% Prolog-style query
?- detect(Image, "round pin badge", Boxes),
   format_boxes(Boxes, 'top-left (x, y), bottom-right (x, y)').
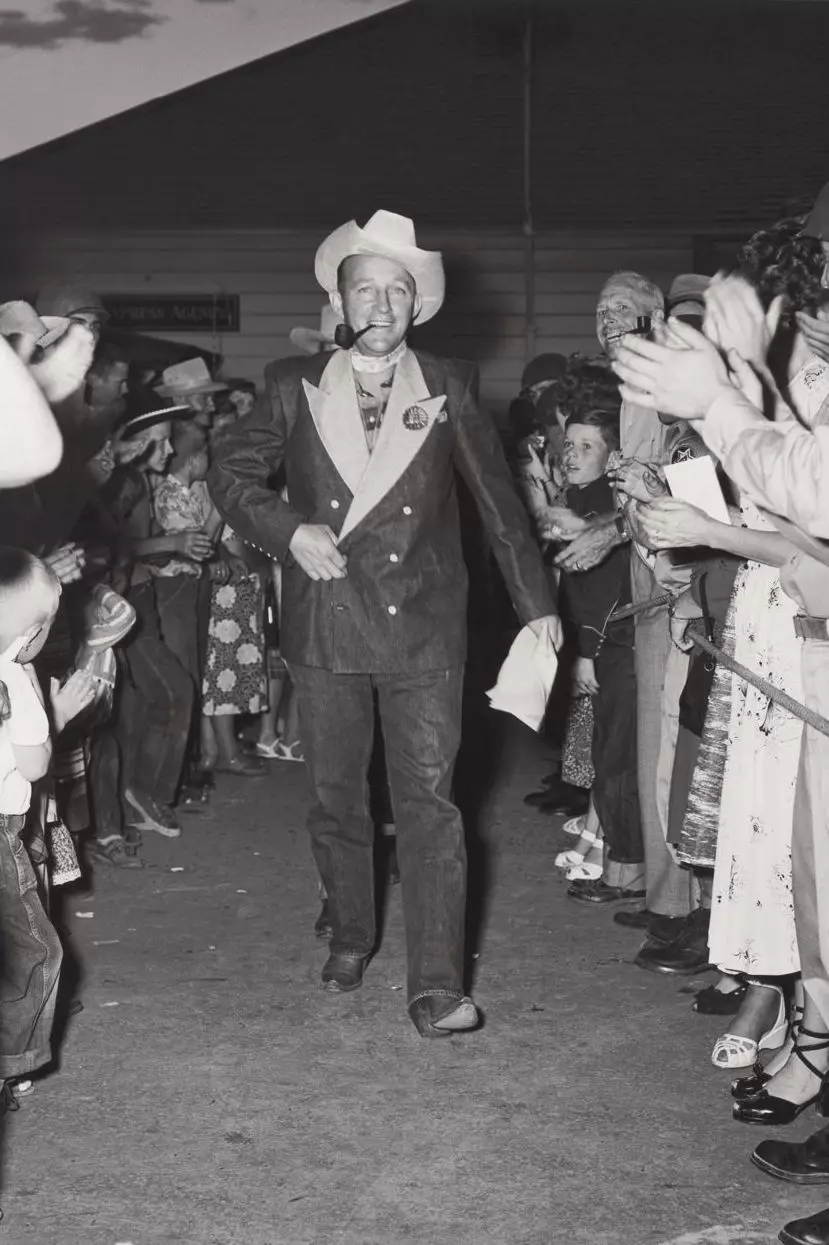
top-left (402, 405), bottom-right (429, 431)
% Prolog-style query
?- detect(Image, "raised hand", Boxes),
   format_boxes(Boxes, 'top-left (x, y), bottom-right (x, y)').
top-left (613, 320), bottom-right (731, 421)
top-left (50, 668), bottom-right (97, 733)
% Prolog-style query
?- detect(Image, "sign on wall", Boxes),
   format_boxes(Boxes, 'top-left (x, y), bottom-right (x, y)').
top-left (102, 295), bottom-right (240, 333)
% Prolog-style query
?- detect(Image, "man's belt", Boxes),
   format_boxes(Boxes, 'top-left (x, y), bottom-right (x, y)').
top-left (794, 615), bottom-right (829, 641)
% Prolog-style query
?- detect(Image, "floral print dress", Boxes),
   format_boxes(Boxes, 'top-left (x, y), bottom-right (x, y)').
top-left (202, 533), bottom-right (267, 716)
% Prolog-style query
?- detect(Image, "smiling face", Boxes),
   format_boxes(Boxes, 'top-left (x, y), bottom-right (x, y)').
top-left (596, 285), bottom-right (645, 358)
top-left (331, 254), bottom-right (422, 358)
top-left (563, 423), bottom-right (612, 487)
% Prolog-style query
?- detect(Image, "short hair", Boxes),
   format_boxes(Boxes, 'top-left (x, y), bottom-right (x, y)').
top-left (87, 341), bottom-right (128, 380)
top-left (171, 420), bottom-right (206, 457)
top-left (553, 353), bottom-right (622, 427)
top-left (599, 270), bottom-right (665, 313)
top-left (564, 409), bottom-right (621, 453)
top-left (738, 216), bottom-right (827, 322)
top-left (0, 548), bottom-right (55, 643)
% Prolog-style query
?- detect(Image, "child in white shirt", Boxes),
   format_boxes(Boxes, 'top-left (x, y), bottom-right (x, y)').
top-left (0, 549), bottom-right (94, 1106)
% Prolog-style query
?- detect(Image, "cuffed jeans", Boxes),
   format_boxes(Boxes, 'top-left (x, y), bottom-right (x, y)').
top-left (289, 663), bottom-right (466, 1004)
top-left (0, 814), bottom-right (63, 1078)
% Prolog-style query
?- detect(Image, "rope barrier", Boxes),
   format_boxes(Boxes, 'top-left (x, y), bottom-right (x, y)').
top-left (687, 632), bottom-right (829, 737)
top-left (604, 593), bottom-right (829, 737)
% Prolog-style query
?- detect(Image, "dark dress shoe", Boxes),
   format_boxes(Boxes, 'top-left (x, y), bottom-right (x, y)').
top-left (753, 1125), bottom-right (829, 1184)
top-left (567, 879), bottom-right (646, 905)
top-left (320, 952), bottom-right (367, 993)
top-left (523, 773), bottom-right (564, 806)
top-left (780, 1207), bottom-right (829, 1245)
top-left (537, 786), bottom-right (590, 816)
top-left (314, 900), bottom-right (333, 940)
top-left (635, 909), bottom-right (712, 975)
top-left (408, 993), bottom-right (479, 1039)
top-left (613, 907), bottom-right (652, 930)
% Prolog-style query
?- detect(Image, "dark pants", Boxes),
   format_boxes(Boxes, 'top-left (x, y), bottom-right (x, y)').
top-left (0, 814), bottom-right (63, 1078)
top-left (155, 573), bottom-right (211, 767)
top-left (591, 642), bottom-right (643, 865)
top-left (289, 663), bottom-right (466, 1004)
top-left (117, 581), bottom-right (194, 806)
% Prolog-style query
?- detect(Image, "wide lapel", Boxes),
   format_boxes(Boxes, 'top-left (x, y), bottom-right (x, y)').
top-left (338, 349), bottom-right (446, 542)
top-left (301, 350), bottom-right (369, 495)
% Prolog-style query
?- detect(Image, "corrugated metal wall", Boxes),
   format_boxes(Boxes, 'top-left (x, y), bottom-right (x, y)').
top-left (5, 228), bottom-right (693, 412)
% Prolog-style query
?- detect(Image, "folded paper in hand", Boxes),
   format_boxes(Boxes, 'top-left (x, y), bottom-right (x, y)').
top-left (486, 624), bottom-right (558, 732)
top-left (663, 455), bottom-right (731, 525)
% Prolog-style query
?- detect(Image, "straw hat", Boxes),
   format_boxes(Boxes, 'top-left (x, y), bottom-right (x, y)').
top-left (315, 210), bottom-right (445, 323)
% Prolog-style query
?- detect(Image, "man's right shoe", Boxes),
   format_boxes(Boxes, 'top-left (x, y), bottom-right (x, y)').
top-left (536, 786), bottom-right (590, 816)
top-left (320, 952), bottom-right (367, 993)
top-left (635, 909), bottom-right (712, 975)
top-left (753, 1125), bottom-right (829, 1184)
top-left (780, 1206), bottom-right (829, 1244)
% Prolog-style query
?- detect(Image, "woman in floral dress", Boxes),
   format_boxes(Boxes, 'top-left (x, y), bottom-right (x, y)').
top-left (200, 526), bottom-right (268, 777)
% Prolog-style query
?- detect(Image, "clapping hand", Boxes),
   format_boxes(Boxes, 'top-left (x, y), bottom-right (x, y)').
top-left (704, 272), bottom-right (783, 368)
top-left (50, 668), bottom-right (97, 733)
top-left (613, 320), bottom-right (731, 421)
top-left (45, 542), bottom-right (85, 584)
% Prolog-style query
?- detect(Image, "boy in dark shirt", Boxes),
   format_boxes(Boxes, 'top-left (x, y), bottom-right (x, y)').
top-left (557, 411), bottom-right (644, 903)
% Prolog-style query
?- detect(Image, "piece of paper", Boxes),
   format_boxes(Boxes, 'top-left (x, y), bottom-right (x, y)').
top-left (663, 455), bottom-right (731, 525)
top-left (486, 625), bottom-right (558, 732)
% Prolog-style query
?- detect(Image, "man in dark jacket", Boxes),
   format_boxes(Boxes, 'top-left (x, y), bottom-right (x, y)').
top-left (209, 210), bottom-right (560, 1038)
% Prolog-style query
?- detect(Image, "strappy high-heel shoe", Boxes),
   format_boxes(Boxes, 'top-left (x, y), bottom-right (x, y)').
top-left (711, 982), bottom-right (787, 1070)
top-left (733, 1026), bottom-right (829, 1125)
top-left (732, 1003), bottom-right (804, 1102)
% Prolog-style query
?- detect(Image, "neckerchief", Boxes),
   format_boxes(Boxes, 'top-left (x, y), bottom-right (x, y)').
top-left (350, 340), bottom-right (408, 374)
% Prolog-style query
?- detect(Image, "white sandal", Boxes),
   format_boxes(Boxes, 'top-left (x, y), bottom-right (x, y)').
top-left (555, 827), bottom-right (601, 870)
top-left (710, 983), bottom-right (788, 1069)
top-left (562, 815), bottom-right (586, 838)
top-left (565, 860), bottom-right (603, 881)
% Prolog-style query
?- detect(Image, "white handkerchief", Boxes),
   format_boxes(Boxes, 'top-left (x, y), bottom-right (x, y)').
top-left (663, 455), bottom-right (731, 525)
top-left (486, 625), bottom-right (558, 732)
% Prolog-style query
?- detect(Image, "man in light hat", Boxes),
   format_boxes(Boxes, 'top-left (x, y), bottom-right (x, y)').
top-left (210, 209), bottom-right (560, 1037)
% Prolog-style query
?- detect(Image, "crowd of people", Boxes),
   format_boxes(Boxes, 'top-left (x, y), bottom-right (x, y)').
top-left (2, 183), bottom-right (829, 1243)
top-left (508, 183), bottom-right (829, 1245)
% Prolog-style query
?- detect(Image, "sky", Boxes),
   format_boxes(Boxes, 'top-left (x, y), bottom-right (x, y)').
top-left (0, 0), bottom-right (409, 159)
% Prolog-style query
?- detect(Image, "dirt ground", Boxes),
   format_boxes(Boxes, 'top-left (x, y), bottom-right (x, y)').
top-left (2, 665), bottom-right (822, 1245)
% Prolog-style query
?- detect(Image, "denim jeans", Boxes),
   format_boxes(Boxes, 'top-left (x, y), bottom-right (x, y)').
top-left (117, 581), bottom-right (194, 806)
top-left (289, 663), bottom-right (466, 1004)
top-left (0, 814), bottom-right (63, 1078)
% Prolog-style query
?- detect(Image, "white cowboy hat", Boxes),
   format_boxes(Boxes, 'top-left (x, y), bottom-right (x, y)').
top-left (314, 210), bottom-right (445, 324)
top-left (154, 357), bottom-right (228, 398)
top-left (289, 304), bottom-right (339, 355)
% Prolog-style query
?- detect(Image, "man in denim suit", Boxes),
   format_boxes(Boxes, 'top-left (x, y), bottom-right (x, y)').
top-left (210, 211), bottom-right (560, 1038)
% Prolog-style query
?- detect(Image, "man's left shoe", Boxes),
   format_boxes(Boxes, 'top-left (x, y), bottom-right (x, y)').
top-left (567, 879), bottom-right (646, 905)
top-left (320, 952), bottom-right (367, 993)
top-left (780, 1207), bottom-right (829, 1244)
top-left (408, 993), bottom-right (479, 1039)
top-left (753, 1126), bottom-right (829, 1184)
top-left (635, 909), bottom-right (712, 976)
